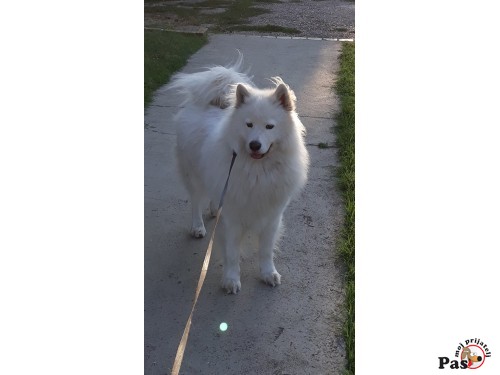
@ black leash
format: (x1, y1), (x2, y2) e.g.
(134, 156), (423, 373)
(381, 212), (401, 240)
(218, 151), (237, 209)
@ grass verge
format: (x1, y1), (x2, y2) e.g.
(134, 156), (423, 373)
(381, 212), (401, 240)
(334, 42), (355, 375)
(144, 30), (207, 107)
(213, 0), (269, 30)
(145, 0), (272, 32)
(226, 24), (301, 34)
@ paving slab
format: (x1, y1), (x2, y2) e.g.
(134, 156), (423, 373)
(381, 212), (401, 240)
(145, 34), (346, 375)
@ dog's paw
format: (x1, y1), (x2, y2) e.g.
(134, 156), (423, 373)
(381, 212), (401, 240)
(190, 225), (206, 238)
(221, 277), (241, 294)
(261, 271), (281, 287)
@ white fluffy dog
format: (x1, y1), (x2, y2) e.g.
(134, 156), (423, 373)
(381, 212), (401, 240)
(170, 56), (309, 294)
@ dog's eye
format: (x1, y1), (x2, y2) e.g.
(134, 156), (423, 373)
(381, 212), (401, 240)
(246, 122), (253, 128)
(266, 124), (274, 130)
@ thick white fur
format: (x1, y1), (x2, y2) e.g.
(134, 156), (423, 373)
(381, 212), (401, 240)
(171, 57), (309, 294)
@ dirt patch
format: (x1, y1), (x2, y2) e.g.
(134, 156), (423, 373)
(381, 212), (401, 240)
(144, 0), (355, 39)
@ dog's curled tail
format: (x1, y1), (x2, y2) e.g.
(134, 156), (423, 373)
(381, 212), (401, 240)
(168, 53), (253, 109)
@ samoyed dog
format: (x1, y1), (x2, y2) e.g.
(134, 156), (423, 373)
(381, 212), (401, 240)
(170, 56), (309, 294)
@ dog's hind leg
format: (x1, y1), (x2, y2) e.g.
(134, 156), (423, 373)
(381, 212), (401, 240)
(219, 219), (243, 294)
(209, 200), (218, 218)
(180, 164), (208, 238)
(258, 216), (283, 287)
(190, 190), (207, 238)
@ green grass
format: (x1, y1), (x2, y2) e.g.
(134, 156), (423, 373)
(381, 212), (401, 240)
(214, 0), (269, 28)
(144, 5), (196, 15)
(144, 30), (207, 107)
(226, 24), (301, 34)
(145, 0), (289, 34)
(334, 42), (355, 375)
(190, 0), (233, 7)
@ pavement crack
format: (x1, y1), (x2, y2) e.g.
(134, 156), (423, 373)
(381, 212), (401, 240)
(145, 128), (176, 136)
(274, 327), (285, 342)
(306, 143), (338, 149)
(300, 114), (333, 120)
(148, 104), (184, 108)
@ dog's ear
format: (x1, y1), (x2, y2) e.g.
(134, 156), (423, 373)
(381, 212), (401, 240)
(461, 348), (470, 360)
(235, 84), (250, 107)
(274, 83), (295, 111)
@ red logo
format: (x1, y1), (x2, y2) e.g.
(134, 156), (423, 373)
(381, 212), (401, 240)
(460, 345), (486, 369)
(438, 338), (492, 370)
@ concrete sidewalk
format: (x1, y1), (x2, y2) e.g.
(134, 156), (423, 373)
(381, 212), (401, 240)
(145, 35), (346, 375)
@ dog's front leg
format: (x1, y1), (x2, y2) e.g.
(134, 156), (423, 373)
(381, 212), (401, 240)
(259, 216), (282, 287)
(219, 220), (243, 294)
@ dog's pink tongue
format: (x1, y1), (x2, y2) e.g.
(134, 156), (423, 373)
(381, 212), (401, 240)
(251, 153), (264, 159)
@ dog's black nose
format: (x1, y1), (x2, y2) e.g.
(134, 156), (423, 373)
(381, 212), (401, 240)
(249, 141), (261, 151)
(477, 356), (482, 361)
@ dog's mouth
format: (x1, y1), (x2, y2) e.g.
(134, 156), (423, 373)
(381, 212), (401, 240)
(250, 144), (273, 160)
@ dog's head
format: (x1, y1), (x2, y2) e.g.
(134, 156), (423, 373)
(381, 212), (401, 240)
(461, 347), (483, 363)
(227, 78), (304, 160)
